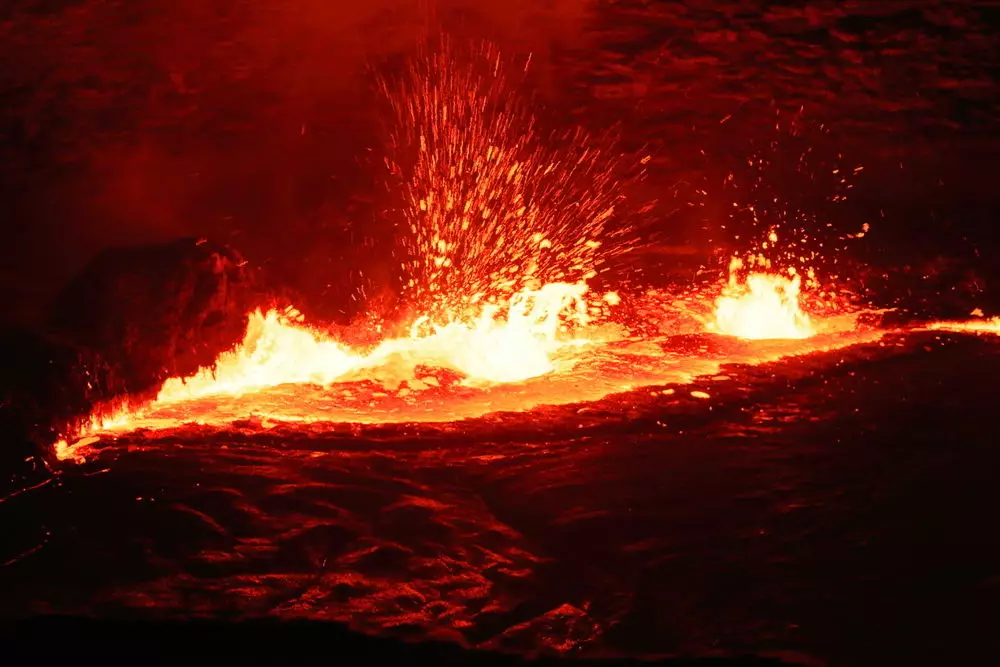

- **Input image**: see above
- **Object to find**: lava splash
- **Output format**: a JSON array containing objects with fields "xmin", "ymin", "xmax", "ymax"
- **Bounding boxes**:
[
  {"xmin": 710, "ymin": 259, "xmax": 814, "ymax": 340},
  {"xmin": 51, "ymin": 39, "xmax": 1000, "ymax": 460},
  {"xmin": 380, "ymin": 38, "xmax": 634, "ymax": 321}
]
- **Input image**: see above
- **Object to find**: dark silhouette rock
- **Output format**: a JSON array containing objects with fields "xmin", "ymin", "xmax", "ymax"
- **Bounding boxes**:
[
  {"xmin": 0, "ymin": 326, "xmax": 113, "ymax": 483},
  {"xmin": 49, "ymin": 237, "xmax": 254, "ymax": 397},
  {"xmin": 1, "ymin": 238, "xmax": 261, "ymax": 480}
]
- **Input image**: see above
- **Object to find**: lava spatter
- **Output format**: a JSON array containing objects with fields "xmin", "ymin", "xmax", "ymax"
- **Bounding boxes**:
[
  {"xmin": 50, "ymin": 42, "xmax": 1000, "ymax": 462},
  {"xmin": 710, "ymin": 258, "xmax": 814, "ymax": 340},
  {"xmin": 379, "ymin": 38, "xmax": 632, "ymax": 322}
]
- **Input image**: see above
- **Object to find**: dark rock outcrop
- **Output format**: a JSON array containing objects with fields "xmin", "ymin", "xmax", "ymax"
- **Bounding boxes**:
[
  {"xmin": 0, "ymin": 327, "xmax": 114, "ymax": 483},
  {"xmin": 2, "ymin": 238, "xmax": 259, "ymax": 481},
  {"xmin": 49, "ymin": 237, "xmax": 253, "ymax": 397}
]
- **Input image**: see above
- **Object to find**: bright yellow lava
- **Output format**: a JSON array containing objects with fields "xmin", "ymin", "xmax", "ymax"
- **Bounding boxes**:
[
  {"xmin": 56, "ymin": 281, "xmax": 612, "ymax": 456},
  {"xmin": 709, "ymin": 257, "xmax": 814, "ymax": 340},
  {"xmin": 923, "ymin": 316, "xmax": 1000, "ymax": 334},
  {"xmin": 712, "ymin": 272, "xmax": 813, "ymax": 340},
  {"xmin": 47, "ymin": 41, "xmax": 1000, "ymax": 463},
  {"xmin": 158, "ymin": 281, "xmax": 598, "ymax": 404},
  {"xmin": 53, "ymin": 270, "xmax": 837, "ymax": 457},
  {"xmin": 54, "ymin": 271, "xmax": 1000, "ymax": 465}
]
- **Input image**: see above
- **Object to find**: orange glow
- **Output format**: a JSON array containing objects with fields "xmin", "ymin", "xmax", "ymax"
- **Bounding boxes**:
[
  {"xmin": 155, "ymin": 281, "xmax": 598, "ymax": 405},
  {"xmin": 52, "ymin": 39, "xmax": 647, "ymax": 460},
  {"xmin": 54, "ymin": 281, "xmax": 617, "ymax": 455},
  {"xmin": 46, "ymin": 41, "xmax": 1000, "ymax": 465},
  {"xmin": 922, "ymin": 316, "xmax": 1000, "ymax": 335},
  {"xmin": 710, "ymin": 258, "xmax": 814, "ymax": 340},
  {"xmin": 54, "ymin": 290, "xmax": 896, "ymax": 463},
  {"xmin": 54, "ymin": 297, "xmax": 999, "ymax": 464}
]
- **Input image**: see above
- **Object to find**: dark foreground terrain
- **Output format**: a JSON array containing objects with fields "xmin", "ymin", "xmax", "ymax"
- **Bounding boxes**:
[{"xmin": 2, "ymin": 331, "xmax": 999, "ymax": 665}]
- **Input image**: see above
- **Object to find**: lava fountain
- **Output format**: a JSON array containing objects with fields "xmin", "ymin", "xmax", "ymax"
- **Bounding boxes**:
[
  {"xmin": 379, "ymin": 38, "xmax": 633, "ymax": 320},
  {"xmin": 55, "ymin": 40, "xmax": 634, "ymax": 455},
  {"xmin": 52, "ymin": 40, "xmax": 1000, "ymax": 462},
  {"xmin": 710, "ymin": 258, "xmax": 814, "ymax": 340}
]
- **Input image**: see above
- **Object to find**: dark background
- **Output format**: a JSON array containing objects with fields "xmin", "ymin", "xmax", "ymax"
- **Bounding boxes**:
[{"xmin": 2, "ymin": 0, "xmax": 998, "ymax": 325}]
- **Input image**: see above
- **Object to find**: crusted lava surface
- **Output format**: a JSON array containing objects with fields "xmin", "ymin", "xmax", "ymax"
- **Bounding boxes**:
[{"xmin": 2, "ymin": 332, "xmax": 999, "ymax": 664}]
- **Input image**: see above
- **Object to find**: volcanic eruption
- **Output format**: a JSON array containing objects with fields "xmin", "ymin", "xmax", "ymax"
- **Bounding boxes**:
[
  {"xmin": 37, "ymin": 38, "xmax": 998, "ymax": 465},
  {"xmin": 4, "ymin": 5, "xmax": 1000, "ymax": 663}
]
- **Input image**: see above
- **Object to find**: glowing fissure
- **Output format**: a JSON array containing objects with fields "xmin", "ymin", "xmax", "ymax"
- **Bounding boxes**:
[{"xmin": 922, "ymin": 316, "xmax": 1000, "ymax": 334}]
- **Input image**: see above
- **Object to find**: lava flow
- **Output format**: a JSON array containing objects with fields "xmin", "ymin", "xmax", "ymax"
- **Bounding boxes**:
[
  {"xmin": 53, "ymin": 40, "xmax": 999, "ymax": 462},
  {"xmin": 54, "ymin": 263, "xmax": 880, "ymax": 463},
  {"xmin": 159, "ymin": 280, "xmax": 603, "ymax": 398}
]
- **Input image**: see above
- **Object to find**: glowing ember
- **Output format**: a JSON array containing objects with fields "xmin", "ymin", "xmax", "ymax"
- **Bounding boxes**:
[
  {"xmin": 380, "ymin": 38, "xmax": 630, "ymax": 321},
  {"xmin": 710, "ymin": 258, "xmax": 814, "ymax": 340}
]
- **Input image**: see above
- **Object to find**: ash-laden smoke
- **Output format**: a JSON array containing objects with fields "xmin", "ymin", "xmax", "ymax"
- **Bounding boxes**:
[{"xmin": 378, "ymin": 38, "xmax": 635, "ymax": 324}]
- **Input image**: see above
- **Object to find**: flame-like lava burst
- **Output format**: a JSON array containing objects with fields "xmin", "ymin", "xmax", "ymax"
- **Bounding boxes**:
[
  {"xmin": 53, "ymin": 39, "xmax": 638, "ymax": 458},
  {"xmin": 157, "ymin": 280, "xmax": 597, "ymax": 404},
  {"xmin": 711, "ymin": 258, "xmax": 814, "ymax": 340},
  {"xmin": 708, "ymin": 226, "xmax": 823, "ymax": 340},
  {"xmin": 379, "ymin": 38, "xmax": 630, "ymax": 321},
  {"xmin": 56, "ymin": 278, "xmax": 615, "ymax": 458},
  {"xmin": 51, "ymin": 44, "xmax": 1000, "ymax": 465},
  {"xmin": 702, "ymin": 112, "xmax": 871, "ymax": 341}
]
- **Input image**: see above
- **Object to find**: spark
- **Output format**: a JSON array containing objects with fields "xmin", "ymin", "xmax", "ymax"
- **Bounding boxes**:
[
  {"xmin": 379, "ymin": 38, "xmax": 631, "ymax": 322},
  {"xmin": 48, "ymin": 43, "xmax": 1000, "ymax": 464}
]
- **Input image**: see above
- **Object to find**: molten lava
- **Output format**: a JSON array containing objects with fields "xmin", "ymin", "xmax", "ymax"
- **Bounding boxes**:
[
  {"xmin": 710, "ymin": 258, "xmax": 814, "ymax": 340},
  {"xmin": 157, "ymin": 281, "xmax": 599, "ymax": 405},
  {"xmin": 54, "ymin": 281, "xmax": 616, "ymax": 451},
  {"xmin": 712, "ymin": 272, "xmax": 814, "ymax": 340},
  {"xmin": 924, "ymin": 316, "xmax": 1000, "ymax": 335},
  {"xmin": 50, "ymin": 40, "xmax": 1000, "ymax": 465}
]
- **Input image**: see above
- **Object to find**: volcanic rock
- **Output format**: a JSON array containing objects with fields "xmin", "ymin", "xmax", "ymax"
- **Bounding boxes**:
[
  {"xmin": 48, "ymin": 237, "xmax": 254, "ymax": 397},
  {"xmin": 0, "ymin": 238, "xmax": 260, "ymax": 479},
  {"xmin": 861, "ymin": 256, "xmax": 991, "ymax": 325},
  {"xmin": 0, "ymin": 326, "xmax": 114, "ymax": 478}
]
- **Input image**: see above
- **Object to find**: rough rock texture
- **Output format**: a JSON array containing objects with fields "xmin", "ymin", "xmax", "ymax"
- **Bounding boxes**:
[
  {"xmin": 0, "ymin": 618, "xmax": 792, "ymax": 667},
  {"xmin": 48, "ymin": 238, "xmax": 253, "ymax": 397},
  {"xmin": 0, "ymin": 327, "xmax": 113, "ymax": 482},
  {"xmin": 1, "ymin": 238, "xmax": 257, "ymax": 483}
]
